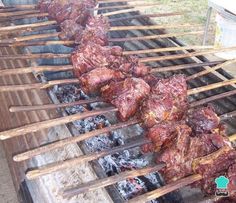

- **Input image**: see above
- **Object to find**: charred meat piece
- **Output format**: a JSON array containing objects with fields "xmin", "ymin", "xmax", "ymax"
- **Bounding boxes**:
[
  {"xmin": 192, "ymin": 146, "xmax": 236, "ymax": 195},
  {"xmin": 79, "ymin": 68, "xmax": 125, "ymax": 94},
  {"xmin": 141, "ymin": 93, "xmax": 188, "ymax": 128},
  {"xmin": 187, "ymin": 106, "xmax": 220, "ymax": 134},
  {"xmin": 152, "ymin": 74, "xmax": 187, "ymax": 99},
  {"xmin": 101, "ymin": 78, "xmax": 150, "ymax": 121},
  {"xmin": 228, "ymin": 163, "xmax": 236, "ymax": 198},
  {"xmin": 141, "ymin": 75, "xmax": 188, "ymax": 128},
  {"xmin": 111, "ymin": 55, "xmax": 151, "ymax": 77},
  {"xmin": 71, "ymin": 43, "xmax": 123, "ymax": 78},
  {"xmin": 43, "ymin": 0, "xmax": 95, "ymax": 25},
  {"xmin": 38, "ymin": 0, "xmax": 52, "ymax": 13},
  {"xmin": 141, "ymin": 122, "xmax": 178, "ymax": 153},
  {"xmin": 81, "ymin": 16, "xmax": 110, "ymax": 46},
  {"xmin": 47, "ymin": 0, "xmax": 68, "ymax": 19},
  {"xmin": 157, "ymin": 125, "xmax": 230, "ymax": 183},
  {"xmin": 58, "ymin": 20, "xmax": 83, "ymax": 42}
]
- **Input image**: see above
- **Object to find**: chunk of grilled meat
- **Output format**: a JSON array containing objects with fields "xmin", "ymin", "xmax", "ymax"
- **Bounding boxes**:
[
  {"xmin": 187, "ymin": 106, "xmax": 220, "ymax": 134},
  {"xmin": 81, "ymin": 16, "xmax": 110, "ymax": 46},
  {"xmin": 80, "ymin": 68, "xmax": 125, "ymax": 94},
  {"xmin": 157, "ymin": 124, "xmax": 231, "ymax": 184},
  {"xmin": 58, "ymin": 20, "xmax": 84, "ymax": 42},
  {"xmin": 192, "ymin": 146, "xmax": 236, "ymax": 195},
  {"xmin": 141, "ymin": 122, "xmax": 178, "ymax": 153},
  {"xmin": 71, "ymin": 43, "xmax": 123, "ymax": 78},
  {"xmin": 141, "ymin": 75, "xmax": 188, "ymax": 128},
  {"xmin": 101, "ymin": 78, "xmax": 150, "ymax": 121}
]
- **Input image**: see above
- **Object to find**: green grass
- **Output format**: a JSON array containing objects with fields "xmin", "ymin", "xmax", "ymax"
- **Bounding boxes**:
[{"xmin": 142, "ymin": 0, "xmax": 216, "ymax": 45}]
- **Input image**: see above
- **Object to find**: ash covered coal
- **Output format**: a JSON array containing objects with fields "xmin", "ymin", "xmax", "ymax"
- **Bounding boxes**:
[{"xmin": 53, "ymin": 84, "xmax": 178, "ymax": 202}]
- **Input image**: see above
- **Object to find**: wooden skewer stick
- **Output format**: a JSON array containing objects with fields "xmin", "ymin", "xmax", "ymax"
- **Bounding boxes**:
[
  {"xmin": 108, "ymin": 12, "xmax": 183, "ymax": 22},
  {"xmin": 0, "ymin": 9, "xmax": 40, "ymax": 17},
  {"xmin": 2, "ymin": 61, "xmax": 236, "ymax": 93},
  {"xmin": 0, "ymin": 32, "xmax": 59, "ymax": 43},
  {"xmin": 25, "ymin": 137, "xmax": 150, "ymax": 180},
  {"xmin": 1, "ymin": 77, "xmax": 236, "ymax": 139},
  {"xmin": 190, "ymin": 89, "xmax": 236, "ymax": 108},
  {"xmin": 13, "ymin": 103, "xmax": 236, "ymax": 162},
  {"xmin": 0, "ymin": 46, "xmax": 211, "ymax": 60},
  {"xmin": 123, "ymin": 46, "xmax": 213, "ymax": 55},
  {"xmin": 0, "ymin": 107, "xmax": 117, "ymax": 140},
  {"xmin": 0, "ymin": 0, "xmax": 144, "ymax": 11},
  {"xmin": 128, "ymin": 174, "xmax": 203, "ymax": 203},
  {"xmin": 8, "ymin": 83, "xmax": 233, "ymax": 113},
  {"xmin": 109, "ymin": 23, "xmax": 201, "ymax": 31},
  {"xmin": 1, "ymin": 44, "xmax": 214, "ymax": 60},
  {"xmin": 42, "ymin": 133, "xmax": 236, "ymax": 195},
  {"xmin": 127, "ymin": 133, "xmax": 236, "ymax": 203},
  {"xmin": 61, "ymin": 164, "xmax": 165, "ymax": 198},
  {"xmin": 12, "ymin": 103, "xmax": 236, "ymax": 162},
  {"xmin": 220, "ymin": 110, "xmax": 236, "ymax": 121},
  {"xmin": 0, "ymin": 31, "xmax": 201, "ymax": 46},
  {"xmin": 13, "ymin": 119, "xmax": 139, "ymax": 162},
  {"xmin": 0, "ymin": 53, "xmax": 70, "ymax": 60},
  {"xmin": 9, "ymin": 97, "xmax": 103, "ymax": 113},
  {"xmin": 187, "ymin": 59, "xmax": 236, "ymax": 80},
  {"xmin": 0, "ymin": 60, "xmax": 223, "ymax": 77},
  {"xmin": 0, "ymin": 65, "xmax": 73, "ymax": 76},
  {"xmin": 151, "ymin": 60, "xmax": 224, "ymax": 73},
  {"xmin": 0, "ymin": 13, "xmax": 49, "ymax": 22},
  {"xmin": 99, "ymin": 0, "xmax": 145, "ymax": 3},
  {"xmin": 110, "ymin": 31, "xmax": 204, "ymax": 42},
  {"xmin": 0, "ymin": 20, "xmax": 57, "ymax": 33},
  {"xmin": 0, "ymin": 40, "xmax": 75, "ymax": 47},
  {"xmin": 95, "ymin": 2, "xmax": 160, "ymax": 10},
  {"xmin": 140, "ymin": 46, "xmax": 236, "ymax": 63},
  {"xmin": 187, "ymin": 78, "xmax": 236, "ymax": 95},
  {"xmin": 0, "ymin": 78, "xmax": 79, "ymax": 92},
  {"xmin": 0, "ymin": 4, "xmax": 36, "ymax": 10}
]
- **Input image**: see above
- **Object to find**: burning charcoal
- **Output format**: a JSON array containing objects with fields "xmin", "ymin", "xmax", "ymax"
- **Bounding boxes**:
[{"xmin": 101, "ymin": 78, "xmax": 150, "ymax": 121}]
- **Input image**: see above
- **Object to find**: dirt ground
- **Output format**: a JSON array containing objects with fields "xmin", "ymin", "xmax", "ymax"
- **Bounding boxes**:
[{"xmin": 145, "ymin": 0, "xmax": 216, "ymax": 45}]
